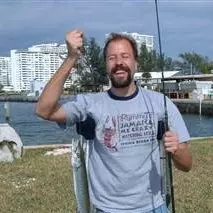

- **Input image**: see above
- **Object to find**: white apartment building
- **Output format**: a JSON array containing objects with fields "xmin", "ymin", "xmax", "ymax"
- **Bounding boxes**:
[
  {"xmin": 0, "ymin": 57, "xmax": 11, "ymax": 87},
  {"xmin": 105, "ymin": 32, "xmax": 154, "ymax": 53},
  {"xmin": 10, "ymin": 43, "xmax": 78, "ymax": 91}
]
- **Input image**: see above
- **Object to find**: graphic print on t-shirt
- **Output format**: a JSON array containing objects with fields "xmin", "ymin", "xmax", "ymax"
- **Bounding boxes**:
[
  {"xmin": 118, "ymin": 112, "xmax": 156, "ymax": 148},
  {"xmin": 102, "ymin": 112, "xmax": 156, "ymax": 151},
  {"xmin": 103, "ymin": 115, "xmax": 117, "ymax": 151}
]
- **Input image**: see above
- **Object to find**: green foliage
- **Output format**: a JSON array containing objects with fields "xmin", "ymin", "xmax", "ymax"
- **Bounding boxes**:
[
  {"xmin": 142, "ymin": 71, "xmax": 151, "ymax": 81},
  {"xmin": 179, "ymin": 52, "xmax": 212, "ymax": 74},
  {"xmin": 70, "ymin": 38, "xmax": 213, "ymax": 92},
  {"xmin": 76, "ymin": 37, "xmax": 108, "ymax": 92},
  {"xmin": 138, "ymin": 44, "xmax": 175, "ymax": 82},
  {"xmin": 138, "ymin": 43, "xmax": 156, "ymax": 73},
  {"xmin": 163, "ymin": 56, "xmax": 174, "ymax": 70}
]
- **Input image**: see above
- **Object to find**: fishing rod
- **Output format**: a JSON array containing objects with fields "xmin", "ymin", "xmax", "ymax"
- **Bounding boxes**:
[{"xmin": 154, "ymin": 0, "xmax": 175, "ymax": 212}]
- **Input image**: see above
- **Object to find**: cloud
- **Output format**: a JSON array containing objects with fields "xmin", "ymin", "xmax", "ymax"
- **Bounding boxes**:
[
  {"xmin": 0, "ymin": 0, "xmax": 212, "ymax": 59},
  {"xmin": 151, "ymin": 1, "xmax": 213, "ymax": 57}
]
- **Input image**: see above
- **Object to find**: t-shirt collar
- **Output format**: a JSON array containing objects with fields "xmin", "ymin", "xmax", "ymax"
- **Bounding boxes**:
[{"xmin": 107, "ymin": 87, "xmax": 139, "ymax": 101}]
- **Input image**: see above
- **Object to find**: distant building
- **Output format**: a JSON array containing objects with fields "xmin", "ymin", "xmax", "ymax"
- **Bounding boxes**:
[
  {"xmin": 135, "ymin": 71, "xmax": 213, "ymax": 100},
  {"xmin": 134, "ymin": 71, "xmax": 180, "ymax": 87},
  {"xmin": 179, "ymin": 80, "xmax": 213, "ymax": 94},
  {"xmin": 28, "ymin": 80, "xmax": 46, "ymax": 97},
  {"xmin": 10, "ymin": 43, "xmax": 72, "ymax": 91},
  {"xmin": 3, "ymin": 33, "xmax": 154, "ymax": 92},
  {"xmin": 2, "ymin": 86, "xmax": 14, "ymax": 92},
  {"xmin": 105, "ymin": 32, "xmax": 154, "ymax": 52},
  {"xmin": 0, "ymin": 57, "xmax": 11, "ymax": 87}
]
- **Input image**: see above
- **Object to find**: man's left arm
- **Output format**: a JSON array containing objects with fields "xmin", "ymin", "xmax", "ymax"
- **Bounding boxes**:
[
  {"xmin": 163, "ymin": 131, "xmax": 192, "ymax": 172},
  {"xmin": 163, "ymin": 97, "xmax": 192, "ymax": 172}
]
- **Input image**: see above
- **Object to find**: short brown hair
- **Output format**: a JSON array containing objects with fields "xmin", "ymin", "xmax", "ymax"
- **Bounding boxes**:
[{"xmin": 103, "ymin": 33, "xmax": 138, "ymax": 61}]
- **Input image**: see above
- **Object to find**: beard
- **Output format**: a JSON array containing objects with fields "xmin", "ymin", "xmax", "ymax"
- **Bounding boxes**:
[{"xmin": 109, "ymin": 64, "xmax": 133, "ymax": 88}]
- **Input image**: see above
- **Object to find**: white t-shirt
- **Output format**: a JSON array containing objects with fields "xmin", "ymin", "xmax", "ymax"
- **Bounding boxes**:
[{"xmin": 62, "ymin": 87, "xmax": 190, "ymax": 213}]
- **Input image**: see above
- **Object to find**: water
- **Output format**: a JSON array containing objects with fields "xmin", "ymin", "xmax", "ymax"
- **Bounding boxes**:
[
  {"xmin": 0, "ymin": 102, "xmax": 76, "ymax": 146},
  {"xmin": 182, "ymin": 114, "xmax": 213, "ymax": 138},
  {"xmin": 0, "ymin": 102, "xmax": 212, "ymax": 145}
]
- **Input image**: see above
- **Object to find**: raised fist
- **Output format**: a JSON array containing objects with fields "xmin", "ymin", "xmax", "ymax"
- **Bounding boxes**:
[{"xmin": 66, "ymin": 30, "xmax": 83, "ymax": 58}]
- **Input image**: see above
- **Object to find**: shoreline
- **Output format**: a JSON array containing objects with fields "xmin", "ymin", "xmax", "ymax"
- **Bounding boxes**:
[
  {"xmin": 172, "ymin": 99, "xmax": 213, "ymax": 116},
  {"xmin": 1, "ymin": 97, "xmax": 213, "ymax": 116},
  {"xmin": 24, "ymin": 144, "xmax": 72, "ymax": 149},
  {"xmin": 23, "ymin": 136, "xmax": 213, "ymax": 149}
]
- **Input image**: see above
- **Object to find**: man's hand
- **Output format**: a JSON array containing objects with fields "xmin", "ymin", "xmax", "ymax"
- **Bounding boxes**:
[
  {"xmin": 163, "ymin": 131, "xmax": 192, "ymax": 172},
  {"xmin": 163, "ymin": 131, "xmax": 179, "ymax": 154},
  {"xmin": 66, "ymin": 29, "xmax": 84, "ymax": 58}
]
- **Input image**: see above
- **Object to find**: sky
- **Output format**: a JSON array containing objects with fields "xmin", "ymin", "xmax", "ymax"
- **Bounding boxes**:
[{"xmin": 0, "ymin": 0, "xmax": 213, "ymax": 60}]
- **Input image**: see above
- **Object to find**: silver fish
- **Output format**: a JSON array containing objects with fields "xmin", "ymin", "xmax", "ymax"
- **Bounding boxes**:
[{"xmin": 71, "ymin": 137, "xmax": 91, "ymax": 213}]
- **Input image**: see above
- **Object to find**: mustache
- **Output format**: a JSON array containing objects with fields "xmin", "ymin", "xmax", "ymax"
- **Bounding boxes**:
[{"xmin": 111, "ymin": 64, "xmax": 131, "ymax": 74}]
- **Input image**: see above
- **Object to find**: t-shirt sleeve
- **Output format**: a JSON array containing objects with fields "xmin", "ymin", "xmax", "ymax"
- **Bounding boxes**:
[
  {"xmin": 166, "ymin": 97, "xmax": 190, "ymax": 143},
  {"xmin": 58, "ymin": 94, "xmax": 88, "ymax": 129}
]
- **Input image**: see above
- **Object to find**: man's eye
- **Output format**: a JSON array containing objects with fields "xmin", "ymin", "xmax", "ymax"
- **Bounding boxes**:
[{"xmin": 108, "ymin": 57, "xmax": 115, "ymax": 61}]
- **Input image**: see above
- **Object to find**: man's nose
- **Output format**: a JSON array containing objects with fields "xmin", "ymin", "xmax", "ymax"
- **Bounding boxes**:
[{"xmin": 115, "ymin": 56, "xmax": 124, "ymax": 65}]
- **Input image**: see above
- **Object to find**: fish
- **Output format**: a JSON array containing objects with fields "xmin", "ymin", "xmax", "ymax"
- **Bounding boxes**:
[{"xmin": 71, "ymin": 137, "xmax": 91, "ymax": 213}]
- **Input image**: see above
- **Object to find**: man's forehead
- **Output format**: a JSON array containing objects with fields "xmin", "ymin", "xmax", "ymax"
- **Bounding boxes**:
[
  {"xmin": 107, "ymin": 39, "xmax": 134, "ymax": 53},
  {"xmin": 108, "ymin": 39, "xmax": 131, "ymax": 47}
]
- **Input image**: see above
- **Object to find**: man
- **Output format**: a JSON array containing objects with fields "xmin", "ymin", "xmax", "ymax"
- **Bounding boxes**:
[{"xmin": 36, "ymin": 29, "xmax": 192, "ymax": 213}]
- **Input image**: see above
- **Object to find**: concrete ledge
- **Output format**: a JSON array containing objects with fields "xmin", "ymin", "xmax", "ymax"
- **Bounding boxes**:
[
  {"xmin": 24, "ymin": 144, "xmax": 72, "ymax": 149},
  {"xmin": 190, "ymin": 136, "xmax": 213, "ymax": 141},
  {"xmin": 172, "ymin": 99, "xmax": 213, "ymax": 116},
  {"xmin": 172, "ymin": 99, "xmax": 213, "ymax": 104},
  {"xmin": 23, "ymin": 136, "xmax": 213, "ymax": 149}
]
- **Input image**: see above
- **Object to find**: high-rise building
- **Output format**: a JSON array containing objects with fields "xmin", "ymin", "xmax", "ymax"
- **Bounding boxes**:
[
  {"xmin": 105, "ymin": 32, "xmax": 154, "ymax": 52},
  {"xmin": 10, "ymin": 43, "xmax": 77, "ymax": 91},
  {"xmin": 0, "ymin": 57, "xmax": 11, "ymax": 87}
]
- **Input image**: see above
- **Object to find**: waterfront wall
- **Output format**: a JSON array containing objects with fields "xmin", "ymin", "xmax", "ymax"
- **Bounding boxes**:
[
  {"xmin": 1, "ymin": 95, "xmax": 213, "ymax": 116},
  {"xmin": 0, "ymin": 95, "xmax": 38, "ymax": 102},
  {"xmin": 173, "ymin": 99, "xmax": 213, "ymax": 116},
  {"xmin": 0, "ymin": 95, "xmax": 70, "ymax": 102}
]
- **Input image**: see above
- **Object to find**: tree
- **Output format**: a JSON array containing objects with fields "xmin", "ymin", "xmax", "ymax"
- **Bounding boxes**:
[
  {"xmin": 138, "ymin": 43, "xmax": 175, "ymax": 74},
  {"xmin": 163, "ymin": 56, "xmax": 174, "ymax": 70},
  {"xmin": 178, "ymin": 52, "xmax": 212, "ymax": 74},
  {"xmin": 138, "ymin": 44, "xmax": 155, "ymax": 82},
  {"xmin": 76, "ymin": 37, "xmax": 108, "ymax": 92}
]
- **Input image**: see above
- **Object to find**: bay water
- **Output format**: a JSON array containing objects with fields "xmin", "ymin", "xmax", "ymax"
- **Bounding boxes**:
[{"xmin": 0, "ymin": 102, "xmax": 212, "ymax": 146}]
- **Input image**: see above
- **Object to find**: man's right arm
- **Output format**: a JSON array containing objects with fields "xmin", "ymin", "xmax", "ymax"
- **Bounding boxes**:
[
  {"xmin": 35, "ymin": 57, "xmax": 77, "ymax": 122},
  {"xmin": 35, "ymin": 30, "xmax": 83, "ymax": 122}
]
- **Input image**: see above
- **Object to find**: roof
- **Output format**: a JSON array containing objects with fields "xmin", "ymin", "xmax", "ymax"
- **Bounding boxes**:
[
  {"xmin": 134, "ymin": 71, "xmax": 180, "ymax": 79},
  {"xmin": 164, "ymin": 74, "xmax": 213, "ymax": 81}
]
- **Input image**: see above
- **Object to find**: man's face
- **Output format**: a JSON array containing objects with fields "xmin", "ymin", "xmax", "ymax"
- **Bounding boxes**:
[{"xmin": 105, "ymin": 39, "xmax": 137, "ymax": 88}]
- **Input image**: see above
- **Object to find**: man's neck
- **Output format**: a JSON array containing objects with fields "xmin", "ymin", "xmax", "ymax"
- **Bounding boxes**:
[{"xmin": 110, "ymin": 83, "xmax": 137, "ymax": 97}]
